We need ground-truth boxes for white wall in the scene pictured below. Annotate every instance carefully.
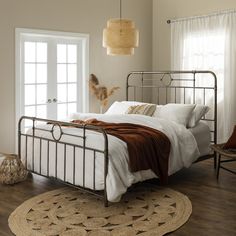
[0,0,153,152]
[153,0,236,70]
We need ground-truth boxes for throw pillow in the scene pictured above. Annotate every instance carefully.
[126,104,156,116]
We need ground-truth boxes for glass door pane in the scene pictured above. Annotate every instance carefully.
[23,40,80,124]
[56,44,78,120]
[24,41,48,127]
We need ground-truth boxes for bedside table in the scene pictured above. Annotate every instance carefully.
[211,144,236,179]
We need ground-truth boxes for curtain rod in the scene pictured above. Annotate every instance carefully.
[167,9,236,24]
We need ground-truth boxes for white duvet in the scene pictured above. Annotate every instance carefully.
[23,114,200,202]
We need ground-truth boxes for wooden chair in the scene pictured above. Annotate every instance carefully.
[211,144,236,179]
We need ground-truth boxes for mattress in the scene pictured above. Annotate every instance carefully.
[189,121,211,156]
[21,114,201,202]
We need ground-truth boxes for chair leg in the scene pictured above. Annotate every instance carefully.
[214,151,217,169]
[217,154,221,180]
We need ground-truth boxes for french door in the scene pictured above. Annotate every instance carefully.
[24,40,80,121]
[16,29,89,131]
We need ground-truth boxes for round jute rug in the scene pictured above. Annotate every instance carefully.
[8,186,192,236]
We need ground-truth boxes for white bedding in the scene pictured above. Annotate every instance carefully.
[189,121,211,156]
[22,114,200,202]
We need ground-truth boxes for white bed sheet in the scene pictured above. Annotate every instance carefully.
[22,114,200,202]
[189,121,211,156]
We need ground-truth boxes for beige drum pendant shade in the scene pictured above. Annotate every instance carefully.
[103,0,139,55]
[103,19,139,55]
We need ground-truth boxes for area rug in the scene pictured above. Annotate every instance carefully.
[8,186,192,236]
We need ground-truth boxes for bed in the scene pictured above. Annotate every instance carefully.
[18,70,217,206]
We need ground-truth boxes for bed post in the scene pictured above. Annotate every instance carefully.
[211,71,218,169]
[18,116,24,160]
[103,130,109,207]
[126,73,132,101]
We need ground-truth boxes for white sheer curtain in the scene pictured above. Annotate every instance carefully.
[171,10,236,142]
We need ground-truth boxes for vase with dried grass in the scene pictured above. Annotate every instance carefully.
[89,74,120,113]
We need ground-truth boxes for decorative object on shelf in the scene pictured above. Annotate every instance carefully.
[9,185,192,236]
[0,154,28,185]
[103,0,139,55]
[89,74,120,113]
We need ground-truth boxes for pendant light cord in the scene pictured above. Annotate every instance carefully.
[119,0,122,34]
[120,0,122,20]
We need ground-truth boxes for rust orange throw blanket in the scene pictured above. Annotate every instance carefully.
[73,119,171,184]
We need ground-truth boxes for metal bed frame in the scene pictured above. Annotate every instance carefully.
[18,70,217,207]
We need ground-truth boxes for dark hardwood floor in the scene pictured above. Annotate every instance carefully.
[0,159,235,236]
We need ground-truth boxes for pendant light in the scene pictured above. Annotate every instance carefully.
[103,0,139,56]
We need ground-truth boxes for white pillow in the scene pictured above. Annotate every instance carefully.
[188,105,210,128]
[153,103,196,127]
[105,101,148,115]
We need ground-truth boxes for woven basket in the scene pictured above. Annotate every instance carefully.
[0,154,28,185]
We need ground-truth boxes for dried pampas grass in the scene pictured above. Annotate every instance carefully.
[89,74,120,108]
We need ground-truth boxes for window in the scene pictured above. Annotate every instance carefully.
[16,28,89,131]
[171,11,236,142]
[182,32,225,102]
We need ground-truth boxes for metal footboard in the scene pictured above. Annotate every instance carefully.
[18,116,109,207]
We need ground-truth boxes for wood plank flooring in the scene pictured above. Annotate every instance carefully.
[0,159,235,235]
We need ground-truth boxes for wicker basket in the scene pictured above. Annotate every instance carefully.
[0,154,28,185]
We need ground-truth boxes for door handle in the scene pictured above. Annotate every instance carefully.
[47,98,59,103]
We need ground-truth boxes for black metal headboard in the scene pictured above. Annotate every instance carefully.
[126,70,217,144]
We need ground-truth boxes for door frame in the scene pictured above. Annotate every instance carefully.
[15,28,89,152]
